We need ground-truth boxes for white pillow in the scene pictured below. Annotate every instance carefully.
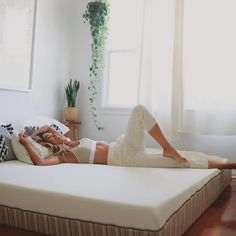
[13,116,69,134]
[11,133,50,165]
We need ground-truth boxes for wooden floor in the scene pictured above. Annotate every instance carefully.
[1,179,236,236]
[184,178,236,236]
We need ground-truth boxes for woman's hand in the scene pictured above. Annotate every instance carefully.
[19,133,29,146]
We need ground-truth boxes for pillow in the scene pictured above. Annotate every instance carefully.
[24,124,63,136]
[14,116,69,134]
[24,126,39,136]
[0,123,14,135]
[0,134,8,162]
[50,124,63,134]
[11,133,50,165]
[0,125,17,162]
[4,139,17,161]
[0,124,15,139]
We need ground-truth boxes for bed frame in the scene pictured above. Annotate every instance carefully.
[0,169,231,236]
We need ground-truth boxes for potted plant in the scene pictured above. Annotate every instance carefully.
[64,79,80,121]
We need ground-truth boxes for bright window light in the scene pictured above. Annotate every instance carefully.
[103,0,144,107]
[107,51,140,106]
[183,0,236,111]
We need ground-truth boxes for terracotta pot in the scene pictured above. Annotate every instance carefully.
[64,107,79,121]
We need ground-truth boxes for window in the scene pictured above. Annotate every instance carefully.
[183,0,236,111]
[102,0,175,133]
[102,0,236,134]
[103,0,145,108]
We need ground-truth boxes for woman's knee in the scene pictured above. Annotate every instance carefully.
[131,105,156,130]
[132,105,146,116]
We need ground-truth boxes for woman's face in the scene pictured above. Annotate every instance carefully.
[42,133,70,145]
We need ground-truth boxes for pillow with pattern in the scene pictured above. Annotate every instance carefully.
[0,134,8,162]
[24,126,39,136]
[14,116,69,134]
[24,124,63,136]
[0,124,17,162]
[0,123,14,139]
[50,124,63,134]
[5,139,17,161]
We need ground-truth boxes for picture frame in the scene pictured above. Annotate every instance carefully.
[0,0,37,92]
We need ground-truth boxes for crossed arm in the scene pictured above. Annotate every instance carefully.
[31,125,62,139]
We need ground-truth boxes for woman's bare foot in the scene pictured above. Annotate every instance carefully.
[163,147,187,163]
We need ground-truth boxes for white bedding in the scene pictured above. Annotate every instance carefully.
[0,160,221,231]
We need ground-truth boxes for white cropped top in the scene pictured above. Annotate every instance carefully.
[70,138,96,164]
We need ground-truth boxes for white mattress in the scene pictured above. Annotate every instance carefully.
[0,160,221,231]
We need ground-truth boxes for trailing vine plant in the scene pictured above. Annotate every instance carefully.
[83,0,110,131]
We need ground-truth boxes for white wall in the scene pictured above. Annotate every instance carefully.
[72,0,236,161]
[0,0,74,122]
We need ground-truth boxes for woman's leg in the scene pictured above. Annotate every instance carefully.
[208,160,236,169]
[124,105,155,151]
[149,124,186,163]
[125,105,186,162]
[126,150,186,168]
[127,152,236,169]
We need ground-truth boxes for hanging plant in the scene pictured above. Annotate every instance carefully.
[83,0,110,131]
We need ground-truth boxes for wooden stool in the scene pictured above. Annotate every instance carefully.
[62,120,81,141]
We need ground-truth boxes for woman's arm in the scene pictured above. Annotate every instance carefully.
[31,125,68,140]
[31,125,62,138]
[19,133,62,166]
[31,125,52,138]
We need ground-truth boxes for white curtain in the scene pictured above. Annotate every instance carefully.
[172,0,236,135]
[107,0,236,135]
[139,0,236,135]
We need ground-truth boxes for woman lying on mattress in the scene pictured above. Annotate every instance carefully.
[19,105,235,169]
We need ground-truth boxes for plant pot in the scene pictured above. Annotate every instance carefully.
[64,107,79,121]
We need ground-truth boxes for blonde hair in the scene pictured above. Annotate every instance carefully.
[32,132,68,160]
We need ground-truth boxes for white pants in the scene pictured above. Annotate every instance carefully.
[107,105,224,169]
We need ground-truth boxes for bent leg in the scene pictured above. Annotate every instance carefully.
[125,105,186,163]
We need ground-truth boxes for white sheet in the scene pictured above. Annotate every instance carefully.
[0,161,221,230]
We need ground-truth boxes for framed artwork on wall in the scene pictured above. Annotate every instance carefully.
[0,0,37,92]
